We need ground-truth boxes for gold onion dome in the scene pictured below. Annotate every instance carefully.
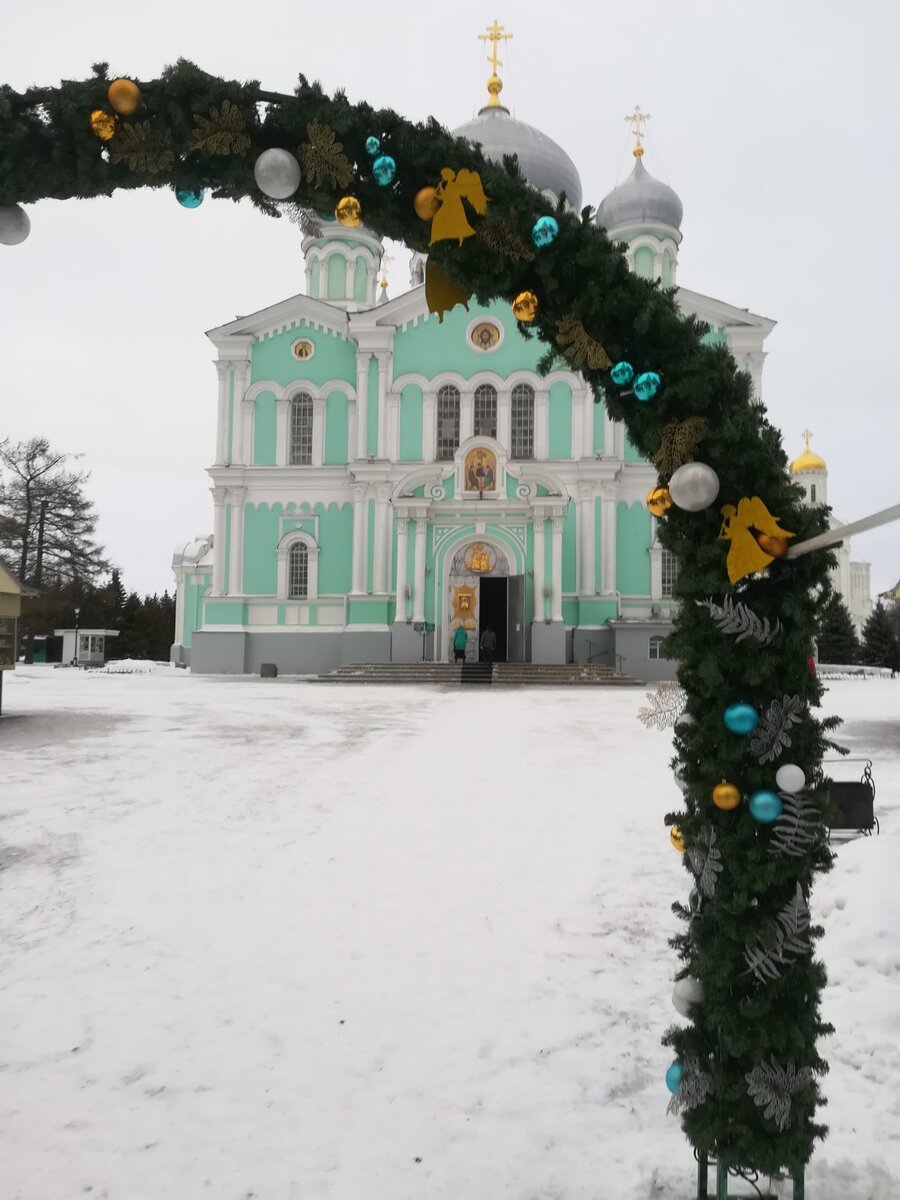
[789,431,827,473]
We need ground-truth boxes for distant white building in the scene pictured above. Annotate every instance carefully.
[789,432,872,630]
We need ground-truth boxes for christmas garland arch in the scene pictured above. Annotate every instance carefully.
[1,60,840,1186]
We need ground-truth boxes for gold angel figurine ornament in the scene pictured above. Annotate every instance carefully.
[718,496,795,585]
[429,168,489,245]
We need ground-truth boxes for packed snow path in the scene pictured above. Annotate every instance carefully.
[2,669,898,1199]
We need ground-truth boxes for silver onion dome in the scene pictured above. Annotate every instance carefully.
[595,154,683,235]
[453,106,583,213]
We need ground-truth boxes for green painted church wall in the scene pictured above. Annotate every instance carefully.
[324,391,349,464]
[250,321,355,389]
[399,384,423,461]
[578,597,618,625]
[634,246,654,279]
[353,258,368,304]
[616,501,652,595]
[392,301,546,379]
[624,431,645,463]
[205,601,245,624]
[548,382,573,459]
[244,503,282,594]
[327,254,345,299]
[242,501,352,597]
[367,356,379,458]
[317,502,353,595]
[181,573,210,648]
[253,391,277,465]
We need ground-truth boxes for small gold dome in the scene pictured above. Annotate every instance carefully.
[789,431,827,473]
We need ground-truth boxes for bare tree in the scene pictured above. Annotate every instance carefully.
[0,437,110,585]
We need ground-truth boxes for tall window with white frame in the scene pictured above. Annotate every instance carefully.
[661,546,679,598]
[289,392,314,465]
[473,383,498,438]
[510,382,535,459]
[288,542,309,598]
[436,384,460,461]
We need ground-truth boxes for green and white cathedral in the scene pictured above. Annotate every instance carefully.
[171,77,778,678]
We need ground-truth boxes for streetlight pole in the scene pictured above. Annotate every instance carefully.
[73,605,80,667]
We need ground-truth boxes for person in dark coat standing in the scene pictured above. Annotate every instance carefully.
[479,624,497,665]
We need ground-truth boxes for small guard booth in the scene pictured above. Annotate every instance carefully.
[55,628,120,668]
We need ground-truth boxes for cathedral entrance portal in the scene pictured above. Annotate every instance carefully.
[445,540,525,663]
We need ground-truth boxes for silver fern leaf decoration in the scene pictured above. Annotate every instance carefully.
[687,826,723,899]
[750,695,804,764]
[638,681,687,730]
[696,597,782,645]
[667,1054,714,1116]
[744,884,810,982]
[769,791,823,858]
[745,1058,814,1131]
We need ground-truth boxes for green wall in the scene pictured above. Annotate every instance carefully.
[242,501,353,597]
[317,502,353,594]
[244,503,281,594]
[327,254,345,299]
[324,391,349,464]
[616,501,652,595]
[399,384,423,461]
[182,572,210,647]
[548,381,572,459]
[353,258,368,304]
[250,320,356,389]
[392,300,546,379]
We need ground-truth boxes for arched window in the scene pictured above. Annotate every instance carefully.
[288,542,309,597]
[661,547,678,598]
[289,393,314,465]
[810,484,817,503]
[648,635,666,660]
[474,383,497,438]
[511,383,535,459]
[436,384,460,460]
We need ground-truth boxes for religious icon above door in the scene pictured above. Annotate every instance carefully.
[451,584,477,629]
[464,446,497,495]
[464,542,496,574]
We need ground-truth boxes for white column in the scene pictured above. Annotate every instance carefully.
[535,388,549,459]
[351,485,367,594]
[345,256,355,299]
[231,361,250,464]
[214,362,231,465]
[387,393,400,460]
[394,517,409,621]
[532,515,546,623]
[355,352,369,459]
[551,516,564,622]
[275,398,289,467]
[376,354,389,459]
[412,516,427,623]
[173,565,186,645]
[373,485,391,594]
[228,487,246,596]
[423,390,437,463]
[460,391,474,443]
[613,418,625,460]
[211,486,227,595]
[312,396,326,467]
[498,389,511,453]
[581,387,595,458]
[600,493,617,595]
[578,490,595,594]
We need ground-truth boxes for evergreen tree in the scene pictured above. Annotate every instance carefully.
[860,600,900,671]
[816,594,859,665]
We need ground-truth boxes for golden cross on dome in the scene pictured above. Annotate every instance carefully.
[379,250,393,290]
[479,20,513,108]
[625,105,652,157]
[802,428,813,450]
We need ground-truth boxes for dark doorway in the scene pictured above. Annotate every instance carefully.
[479,577,508,663]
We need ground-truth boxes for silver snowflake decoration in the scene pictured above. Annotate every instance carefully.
[638,681,687,730]
[667,1054,714,1116]
[769,792,823,858]
[696,597,782,645]
[745,1058,814,1131]
[750,695,804,764]
[687,826,723,899]
[744,884,810,983]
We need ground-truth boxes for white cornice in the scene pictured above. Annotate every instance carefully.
[677,287,776,337]
[206,292,351,345]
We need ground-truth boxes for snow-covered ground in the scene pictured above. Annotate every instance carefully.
[1,668,898,1200]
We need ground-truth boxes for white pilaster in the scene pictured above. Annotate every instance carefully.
[355,352,370,460]
[413,516,427,623]
[344,256,354,300]
[578,489,595,594]
[231,360,251,464]
[394,518,410,621]
[498,389,511,454]
[351,485,367,594]
[600,492,618,595]
[581,388,596,458]
[535,388,549,459]
[214,362,231,465]
[373,485,391,594]
[387,392,400,460]
[312,396,326,467]
[460,391,474,443]
[532,515,546,623]
[228,487,246,596]
[376,354,389,459]
[423,390,437,463]
[275,397,289,467]
[551,516,564,623]
[211,486,227,595]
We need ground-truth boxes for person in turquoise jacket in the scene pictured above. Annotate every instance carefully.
[452,624,468,663]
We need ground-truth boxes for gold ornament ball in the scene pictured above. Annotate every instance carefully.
[414,186,440,221]
[89,109,117,141]
[107,78,142,116]
[512,290,538,322]
[712,781,741,811]
[670,825,685,852]
[646,486,673,518]
[755,533,791,559]
[335,196,362,228]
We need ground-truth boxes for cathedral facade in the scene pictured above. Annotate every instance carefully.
[172,71,777,678]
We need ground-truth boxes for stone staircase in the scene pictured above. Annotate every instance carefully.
[315,662,643,686]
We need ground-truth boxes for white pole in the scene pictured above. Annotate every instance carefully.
[785,503,900,559]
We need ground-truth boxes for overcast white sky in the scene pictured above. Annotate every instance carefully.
[2,0,898,596]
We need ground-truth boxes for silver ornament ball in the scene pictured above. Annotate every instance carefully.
[775,763,806,794]
[253,149,302,200]
[672,976,705,1017]
[669,462,720,512]
[0,204,31,246]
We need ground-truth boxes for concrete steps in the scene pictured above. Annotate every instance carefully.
[315,662,643,686]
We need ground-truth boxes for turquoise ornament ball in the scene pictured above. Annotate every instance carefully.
[610,361,634,387]
[633,371,661,402]
[372,154,397,186]
[531,215,559,247]
[365,136,380,156]
[175,188,204,209]
[749,790,783,823]
[666,1062,683,1093]
[723,702,759,735]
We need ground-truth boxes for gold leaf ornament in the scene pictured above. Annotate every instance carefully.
[430,168,489,245]
[425,260,471,323]
[719,496,796,585]
[652,417,707,477]
[299,121,353,189]
[189,100,251,156]
[555,315,611,371]
[476,217,535,262]
[109,121,174,174]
